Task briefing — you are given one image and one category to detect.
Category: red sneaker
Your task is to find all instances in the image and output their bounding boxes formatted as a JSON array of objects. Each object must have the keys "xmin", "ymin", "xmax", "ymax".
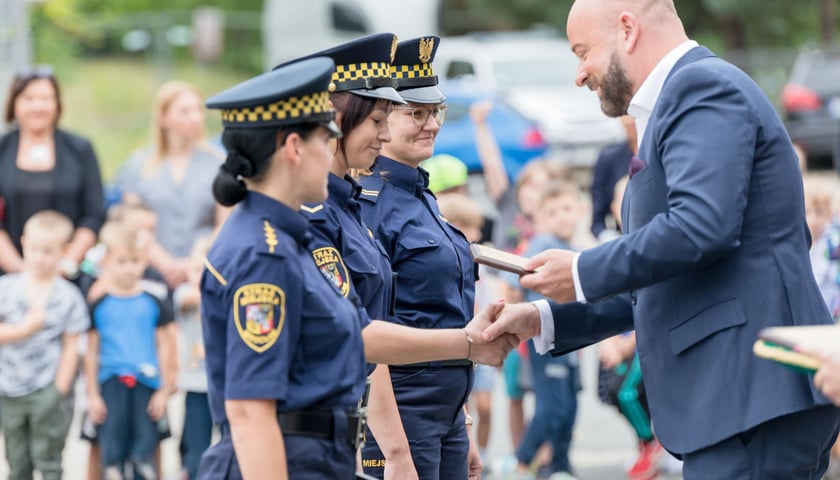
[{"xmin": 627, "ymin": 438, "xmax": 664, "ymax": 480}]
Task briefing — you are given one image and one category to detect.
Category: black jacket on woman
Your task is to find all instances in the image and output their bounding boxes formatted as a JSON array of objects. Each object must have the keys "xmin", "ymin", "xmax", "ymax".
[{"xmin": 0, "ymin": 128, "xmax": 106, "ymax": 252}]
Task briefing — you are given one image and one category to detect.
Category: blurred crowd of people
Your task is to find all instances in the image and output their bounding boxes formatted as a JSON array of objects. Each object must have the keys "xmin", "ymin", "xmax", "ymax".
[{"xmin": 0, "ymin": 52, "xmax": 839, "ymax": 480}]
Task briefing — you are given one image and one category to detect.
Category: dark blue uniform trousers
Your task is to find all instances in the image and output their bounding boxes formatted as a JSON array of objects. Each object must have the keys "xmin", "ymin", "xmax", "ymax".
[
  {"xmin": 362, "ymin": 366, "xmax": 473, "ymax": 480},
  {"xmin": 681, "ymin": 404, "xmax": 840, "ymax": 479}
]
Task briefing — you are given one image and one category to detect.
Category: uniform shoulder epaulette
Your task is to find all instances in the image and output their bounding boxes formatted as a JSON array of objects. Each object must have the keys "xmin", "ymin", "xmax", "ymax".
[
  {"xmin": 300, "ymin": 203, "xmax": 326, "ymax": 218},
  {"xmin": 260, "ymin": 219, "xmax": 282, "ymax": 255},
  {"xmin": 358, "ymin": 175, "xmax": 384, "ymax": 203}
]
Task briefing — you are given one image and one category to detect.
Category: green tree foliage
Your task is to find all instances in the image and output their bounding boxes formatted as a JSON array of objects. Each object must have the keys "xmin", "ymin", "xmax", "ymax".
[
  {"xmin": 30, "ymin": 0, "xmax": 264, "ymax": 74},
  {"xmin": 452, "ymin": 0, "xmax": 836, "ymax": 50}
]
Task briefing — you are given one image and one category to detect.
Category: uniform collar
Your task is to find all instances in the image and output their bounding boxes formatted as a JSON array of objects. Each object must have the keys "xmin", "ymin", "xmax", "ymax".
[
  {"xmin": 373, "ymin": 155, "xmax": 430, "ymax": 197},
  {"xmin": 243, "ymin": 191, "xmax": 310, "ymax": 245},
  {"xmin": 328, "ymin": 173, "xmax": 363, "ymax": 206}
]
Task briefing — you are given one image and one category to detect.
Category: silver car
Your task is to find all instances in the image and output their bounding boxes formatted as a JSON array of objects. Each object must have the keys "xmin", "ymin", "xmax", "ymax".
[{"xmin": 436, "ymin": 31, "xmax": 625, "ymax": 167}]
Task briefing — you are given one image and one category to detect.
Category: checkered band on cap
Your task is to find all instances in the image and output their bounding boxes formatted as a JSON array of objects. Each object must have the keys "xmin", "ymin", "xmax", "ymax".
[
  {"xmin": 391, "ymin": 63, "xmax": 435, "ymax": 80},
  {"xmin": 333, "ymin": 62, "xmax": 391, "ymax": 85},
  {"xmin": 220, "ymin": 90, "xmax": 330, "ymax": 126}
]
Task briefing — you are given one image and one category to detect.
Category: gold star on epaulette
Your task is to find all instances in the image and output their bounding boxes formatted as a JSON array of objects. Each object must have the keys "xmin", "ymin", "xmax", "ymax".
[{"xmin": 263, "ymin": 220, "xmax": 278, "ymax": 253}]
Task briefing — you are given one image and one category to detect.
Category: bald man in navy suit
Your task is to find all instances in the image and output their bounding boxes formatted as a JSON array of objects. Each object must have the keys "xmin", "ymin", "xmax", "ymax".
[{"xmin": 485, "ymin": 0, "xmax": 840, "ymax": 478}]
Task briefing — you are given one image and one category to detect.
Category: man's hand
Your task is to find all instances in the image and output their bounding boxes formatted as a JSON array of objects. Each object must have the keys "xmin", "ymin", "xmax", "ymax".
[
  {"xmin": 520, "ymin": 249, "xmax": 577, "ymax": 303},
  {"xmin": 482, "ymin": 302, "xmax": 541, "ymax": 343},
  {"xmin": 464, "ymin": 302, "xmax": 519, "ymax": 367}
]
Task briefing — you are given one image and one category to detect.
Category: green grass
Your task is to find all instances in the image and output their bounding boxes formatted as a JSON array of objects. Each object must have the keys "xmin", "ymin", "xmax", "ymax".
[{"xmin": 57, "ymin": 58, "xmax": 248, "ymax": 182}]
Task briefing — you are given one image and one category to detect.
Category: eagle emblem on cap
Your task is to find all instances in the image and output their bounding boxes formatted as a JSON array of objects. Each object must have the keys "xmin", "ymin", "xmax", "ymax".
[
  {"xmin": 390, "ymin": 36, "xmax": 398, "ymax": 63},
  {"xmin": 419, "ymin": 37, "xmax": 434, "ymax": 63}
]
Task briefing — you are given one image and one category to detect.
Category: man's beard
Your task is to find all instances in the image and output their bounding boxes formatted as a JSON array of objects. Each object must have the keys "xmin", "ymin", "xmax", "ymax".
[{"xmin": 598, "ymin": 52, "xmax": 633, "ymax": 118}]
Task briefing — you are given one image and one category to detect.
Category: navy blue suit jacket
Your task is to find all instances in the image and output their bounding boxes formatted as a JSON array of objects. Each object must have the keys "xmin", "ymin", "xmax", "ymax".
[{"xmin": 548, "ymin": 47, "xmax": 833, "ymax": 454}]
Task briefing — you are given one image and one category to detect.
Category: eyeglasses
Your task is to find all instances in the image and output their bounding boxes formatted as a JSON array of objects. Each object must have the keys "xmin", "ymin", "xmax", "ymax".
[
  {"xmin": 394, "ymin": 105, "xmax": 448, "ymax": 126},
  {"xmin": 14, "ymin": 65, "xmax": 54, "ymax": 81}
]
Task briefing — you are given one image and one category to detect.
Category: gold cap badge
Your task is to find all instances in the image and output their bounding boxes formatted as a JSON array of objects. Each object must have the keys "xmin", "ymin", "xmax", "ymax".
[
  {"xmin": 418, "ymin": 37, "xmax": 434, "ymax": 64},
  {"xmin": 390, "ymin": 35, "xmax": 398, "ymax": 63}
]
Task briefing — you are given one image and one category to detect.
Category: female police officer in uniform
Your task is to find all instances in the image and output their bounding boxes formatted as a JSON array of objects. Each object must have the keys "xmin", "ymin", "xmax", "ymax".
[
  {"xmin": 199, "ymin": 57, "xmax": 516, "ymax": 480},
  {"xmin": 358, "ymin": 37, "xmax": 482, "ymax": 480},
  {"xmin": 279, "ymin": 34, "xmax": 419, "ymax": 479}
]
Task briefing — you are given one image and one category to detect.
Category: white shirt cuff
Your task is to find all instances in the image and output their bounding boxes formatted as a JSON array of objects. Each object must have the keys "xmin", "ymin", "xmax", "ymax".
[
  {"xmin": 532, "ymin": 299, "xmax": 555, "ymax": 355},
  {"xmin": 572, "ymin": 252, "xmax": 587, "ymax": 304}
]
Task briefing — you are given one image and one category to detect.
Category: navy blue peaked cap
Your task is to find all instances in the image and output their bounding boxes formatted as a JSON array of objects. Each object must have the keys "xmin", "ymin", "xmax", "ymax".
[
  {"xmin": 274, "ymin": 33, "xmax": 405, "ymax": 104},
  {"xmin": 391, "ymin": 36, "xmax": 445, "ymax": 104},
  {"xmin": 206, "ymin": 57, "xmax": 341, "ymax": 136}
]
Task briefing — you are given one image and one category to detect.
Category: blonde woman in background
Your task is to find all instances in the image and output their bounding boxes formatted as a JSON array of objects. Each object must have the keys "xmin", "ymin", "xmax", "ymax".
[{"xmin": 115, "ymin": 81, "xmax": 225, "ymax": 289}]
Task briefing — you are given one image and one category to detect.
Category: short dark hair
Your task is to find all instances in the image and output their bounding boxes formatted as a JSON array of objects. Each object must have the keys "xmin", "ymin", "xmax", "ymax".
[
  {"xmin": 4, "ymin": 66, "xmax": 62, "ymax": 126},
  {"xmin": 330, "ymin": 92, "xmax": 389, "ymax": 159}
]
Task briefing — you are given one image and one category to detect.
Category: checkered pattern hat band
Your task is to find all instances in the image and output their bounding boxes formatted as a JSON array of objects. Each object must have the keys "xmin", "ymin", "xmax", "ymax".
[
  {"xmin": 391, "ymin": 63, "xmax": 438, "ymax": 88},
  {"xmin": 220, "ymin": 90, "xmax": 333, "ymax": 127},
  {"xmin": 332, "ymin": 62, "xmax": 396, "ymax": 91}
]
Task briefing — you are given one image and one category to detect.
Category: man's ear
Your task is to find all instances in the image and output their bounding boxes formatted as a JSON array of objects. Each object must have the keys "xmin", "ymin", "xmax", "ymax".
[{"xmin": 618, "ymin": 12, "xmax": 640, "ymax": 54}]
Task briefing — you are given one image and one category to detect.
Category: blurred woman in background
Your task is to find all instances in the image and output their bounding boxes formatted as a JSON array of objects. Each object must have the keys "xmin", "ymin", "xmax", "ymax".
[
  {"xmin": 0, "ymin": 66, "xmax": 106, "ymax": 283},
  {"xmin": 116, "ymin": 80, "xmax": 225, "ymax": 289}
]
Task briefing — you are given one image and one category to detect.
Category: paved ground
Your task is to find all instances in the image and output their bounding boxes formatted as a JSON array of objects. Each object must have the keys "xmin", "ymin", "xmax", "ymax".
[
  {"xmin": 481, "ymin": 346, "xmax": 683, "ymax": 480},
  {"xmin": 0, "ymin": 346, "xmax": 683, "ymax": 479}
]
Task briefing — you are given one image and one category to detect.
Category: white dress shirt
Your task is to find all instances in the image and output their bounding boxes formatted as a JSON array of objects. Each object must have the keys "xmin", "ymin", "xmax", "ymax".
[{"xmin": 533, "ymin": 40, "xmax": 699, "ymax": 355}]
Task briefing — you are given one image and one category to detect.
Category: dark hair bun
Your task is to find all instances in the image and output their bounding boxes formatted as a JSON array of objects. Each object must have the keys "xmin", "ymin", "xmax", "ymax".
[
  {"xmin": 225, "ymin": 151, "xmax": 255, "ymax": 178},
  {"xmin": 212, "ymin": 164, "xmax": 247, "ymax": 206}
]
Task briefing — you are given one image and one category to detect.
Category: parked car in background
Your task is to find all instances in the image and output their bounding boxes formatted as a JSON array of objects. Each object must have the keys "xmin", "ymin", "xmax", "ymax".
[
  {"xmin": 435, "ymin": 31, "xmax": 625, "ymax": 168},
  {"xmin": 434, "ymin": 83, "xmax": 548, "ymax": 180},
  {"xmin": 781, "ymin": 48, "xmax": 840, "ymax": 171}
]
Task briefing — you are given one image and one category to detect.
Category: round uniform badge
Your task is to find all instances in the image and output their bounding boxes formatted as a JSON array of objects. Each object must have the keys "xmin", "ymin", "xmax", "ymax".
[
  {"xmin": 233, "ymin": 283, "xmax": 285, "ymax": 353},
  {"xmin": 311, "ymin": 247, "xmax": 350, "ymax": 296}
]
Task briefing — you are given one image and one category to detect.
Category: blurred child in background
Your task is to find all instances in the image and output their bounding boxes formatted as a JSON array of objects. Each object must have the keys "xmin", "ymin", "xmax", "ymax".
[
  {"xmin": 803, "ymin": 173, "xmax": 840, "ymax": 478},
  {"xmin": 83, "ymin": 202, "xmax": 175, "ymax": 480},
  {"xmin": 0, "ymin": 210, "xmax": 89, "ymax": 480},
  {"xmin": 85, "ymin": 221, "xmax": 176, "ymax": 480},
  {"xmin": 499, "ymin": 180, "xmax": 587, "ymax": 480}
]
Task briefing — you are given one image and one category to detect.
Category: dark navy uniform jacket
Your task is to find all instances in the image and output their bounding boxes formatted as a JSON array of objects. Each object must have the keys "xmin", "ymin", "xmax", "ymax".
[
  {"xmin": 302, "ymin": 173, "xmax": 395, "ymax": 323},
  {"xmin": 358, "ymin": 156, "xmax": 476, "ymax": 330},
  {"xmin": 200, "ymin": 191, "xmax": 369, "ymax": 424}
]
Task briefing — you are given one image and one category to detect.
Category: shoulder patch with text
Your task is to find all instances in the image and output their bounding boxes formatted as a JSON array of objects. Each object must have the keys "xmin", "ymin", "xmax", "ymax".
[
  {"xmin": 312, "ymin": 247, "xmax": 350, "ymax": 296},
  {"xmin": 233, "ymin": 283, "xmax": 285, "ymax": 353}
]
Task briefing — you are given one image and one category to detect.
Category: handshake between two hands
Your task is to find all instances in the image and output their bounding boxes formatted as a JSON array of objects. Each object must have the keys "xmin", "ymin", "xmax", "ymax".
[{"xmin": 461, "ymin": 248, "xmax": 578, "ymax": 367}]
